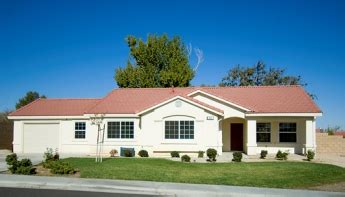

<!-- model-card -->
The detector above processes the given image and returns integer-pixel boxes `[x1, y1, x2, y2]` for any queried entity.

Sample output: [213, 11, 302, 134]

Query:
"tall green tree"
[220, 61, 315, 99]
[15, 91, 46, 109]
[220, 61, 305, 86]
[115, 34, 195, 88]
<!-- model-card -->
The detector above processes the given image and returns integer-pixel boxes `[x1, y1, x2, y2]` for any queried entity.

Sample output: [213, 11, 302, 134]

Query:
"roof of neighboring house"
[334, 131, 345, 137]
[9, 85, 321, 116]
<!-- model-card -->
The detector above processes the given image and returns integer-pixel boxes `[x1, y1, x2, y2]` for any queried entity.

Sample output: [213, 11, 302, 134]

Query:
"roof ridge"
[41, 98, 101, 100]
[85, 89, 118, 114]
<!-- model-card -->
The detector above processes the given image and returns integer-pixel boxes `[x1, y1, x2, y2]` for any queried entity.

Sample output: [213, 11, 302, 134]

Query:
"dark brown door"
[231, 123, 243, 151]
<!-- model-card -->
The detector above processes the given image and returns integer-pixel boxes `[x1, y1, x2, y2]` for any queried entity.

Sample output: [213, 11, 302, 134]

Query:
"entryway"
[231, 123, 243, 151]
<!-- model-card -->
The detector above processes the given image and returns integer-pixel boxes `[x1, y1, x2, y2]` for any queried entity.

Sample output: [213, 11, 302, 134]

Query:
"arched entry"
[222, 117, 246, 152]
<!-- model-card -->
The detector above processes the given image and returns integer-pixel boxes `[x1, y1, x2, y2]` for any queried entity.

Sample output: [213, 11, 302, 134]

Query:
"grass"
[63, 158, 345, 189]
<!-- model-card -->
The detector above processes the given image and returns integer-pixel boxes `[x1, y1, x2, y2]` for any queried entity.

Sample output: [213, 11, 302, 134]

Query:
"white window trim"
[163, 120, 195, 143]
[256, 122, 271, 143]
[74, 122, 86, 139]
[279, 122, 297, 143]
[106, 121, 135, 140]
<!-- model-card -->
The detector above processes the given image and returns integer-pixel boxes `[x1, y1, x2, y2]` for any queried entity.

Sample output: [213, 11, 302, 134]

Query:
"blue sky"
[0, 0, 344, 129]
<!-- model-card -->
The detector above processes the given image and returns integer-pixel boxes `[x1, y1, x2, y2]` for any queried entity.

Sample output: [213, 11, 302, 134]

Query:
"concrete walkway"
[0, 174, 344, 197]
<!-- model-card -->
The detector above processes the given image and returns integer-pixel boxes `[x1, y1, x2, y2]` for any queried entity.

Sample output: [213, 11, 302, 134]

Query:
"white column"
[217, 118, 223, 155]
[305, 119, 316, 152]
[246, 119, 257, 155]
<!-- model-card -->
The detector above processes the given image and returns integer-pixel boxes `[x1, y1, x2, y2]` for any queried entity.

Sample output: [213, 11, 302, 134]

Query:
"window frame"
[107, 121, 134, 139]
[74, 122, 86, 139]
[279, 122, 297, 143]
[164, 120, 194, 140]
[256, 122, 271, 143]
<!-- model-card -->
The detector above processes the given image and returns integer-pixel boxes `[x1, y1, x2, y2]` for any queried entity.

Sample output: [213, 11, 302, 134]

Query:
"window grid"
[75, 122, 86, 139]
[256, 123, 271, 143]
[165, 121, 179, 139]
[165, 121, 194, 139]
[107, 122, 120, 138]
[107, 121, 134, 139]
[180, 121, 194, 139]
[279, 123, 297, 142]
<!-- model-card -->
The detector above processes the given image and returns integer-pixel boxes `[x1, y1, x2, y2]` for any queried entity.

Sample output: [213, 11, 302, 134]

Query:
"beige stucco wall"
[12, 98, 222, 156]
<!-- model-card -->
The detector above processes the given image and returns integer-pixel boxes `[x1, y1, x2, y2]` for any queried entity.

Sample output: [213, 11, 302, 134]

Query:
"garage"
[23, 123, 59, 153]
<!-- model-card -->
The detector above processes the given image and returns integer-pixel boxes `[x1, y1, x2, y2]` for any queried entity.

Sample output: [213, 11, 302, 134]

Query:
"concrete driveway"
[0, 151, 43, 172]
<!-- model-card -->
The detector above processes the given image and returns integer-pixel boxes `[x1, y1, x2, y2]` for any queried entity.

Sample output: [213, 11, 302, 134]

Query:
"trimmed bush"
[260, 150, 268, 159]
[306, 150, 315, 161]
[276, 150, 289, 160]
[49, 161, 75, 175]
[6, 154, 35, 175]
[206, 148, 217, 162]
[198, 151, 204, 158]
[138, 150, 149, 157]
[232, 152, 242, 162]
[5, 153, 17, 166]
[171, 151, 180, 158]
[110, 149, 118, 157]
[124, 149, 134, 157]
[181, 155, 191, 162]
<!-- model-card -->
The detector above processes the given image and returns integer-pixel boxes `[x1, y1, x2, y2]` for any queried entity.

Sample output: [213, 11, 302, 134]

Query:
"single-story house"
[8, 86, 322, 156]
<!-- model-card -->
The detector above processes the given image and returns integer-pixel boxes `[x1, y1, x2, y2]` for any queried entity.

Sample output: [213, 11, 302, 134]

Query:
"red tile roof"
[9, 86, 321, 116]
[9, 98, 100, 116]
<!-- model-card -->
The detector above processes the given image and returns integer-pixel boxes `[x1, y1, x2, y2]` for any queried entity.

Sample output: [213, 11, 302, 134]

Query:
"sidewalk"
[0, 174, 344, 197]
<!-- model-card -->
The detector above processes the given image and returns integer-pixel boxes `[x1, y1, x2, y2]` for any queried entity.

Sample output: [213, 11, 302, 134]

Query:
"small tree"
[16, 91, 46, 109]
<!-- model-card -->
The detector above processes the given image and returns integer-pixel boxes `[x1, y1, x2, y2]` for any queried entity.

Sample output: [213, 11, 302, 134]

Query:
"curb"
[0, 174, 344, 197]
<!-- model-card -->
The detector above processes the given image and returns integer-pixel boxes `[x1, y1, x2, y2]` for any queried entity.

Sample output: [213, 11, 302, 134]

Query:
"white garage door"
[23, 123, 59, 153]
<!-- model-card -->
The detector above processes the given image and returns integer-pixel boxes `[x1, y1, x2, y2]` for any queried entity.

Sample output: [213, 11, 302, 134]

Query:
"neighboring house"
[8, 86, 322, 156]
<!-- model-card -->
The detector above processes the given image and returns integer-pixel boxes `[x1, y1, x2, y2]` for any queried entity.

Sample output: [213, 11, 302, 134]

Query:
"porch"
[220, 117, 317, 155]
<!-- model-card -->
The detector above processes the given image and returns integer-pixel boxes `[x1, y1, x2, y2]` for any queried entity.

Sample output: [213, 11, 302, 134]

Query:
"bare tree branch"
[194, 47, 204, 72]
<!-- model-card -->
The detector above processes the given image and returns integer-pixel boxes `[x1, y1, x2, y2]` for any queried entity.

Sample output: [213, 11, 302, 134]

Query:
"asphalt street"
[0, 187, 163, 197]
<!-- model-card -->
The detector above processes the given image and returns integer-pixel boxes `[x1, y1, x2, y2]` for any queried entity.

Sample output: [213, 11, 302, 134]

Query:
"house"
[8, 86, 322, 156]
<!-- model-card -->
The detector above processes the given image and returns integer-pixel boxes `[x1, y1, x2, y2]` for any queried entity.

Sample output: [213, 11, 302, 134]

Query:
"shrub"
[170, 151, 180, 158]
[15, 166, 35, 175]
[6, 154, 35, 175]
[44, 148, 54, 162]
[181, 155, 191, 162]
[276, 150, 289, 160]
[124, 149, 134, 157]
[42, 160, 55, 169]
[49, 161, 75, 175]
[206, 148, 217, 162]
[232, 152, 242, 162]
[109, 149, 118, 157]
[260, 150, 268, 159]
[44, 148, 59, 162]
[138, 150, 149, 157]
[6, 153, 18, 166]
[198, 151, 204, 158]
[306, 150, 315, 161]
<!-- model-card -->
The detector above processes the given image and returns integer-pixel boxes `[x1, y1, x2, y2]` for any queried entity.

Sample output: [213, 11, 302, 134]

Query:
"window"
[279, 123, 297, 142]
[75, 122, 86, 139]
[256, 123, 271, 142]
[108, 121, 134, 139]
[165, 120, 194, 139]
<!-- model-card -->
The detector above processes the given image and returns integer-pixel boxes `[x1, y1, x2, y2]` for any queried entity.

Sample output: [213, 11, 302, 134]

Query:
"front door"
[231, 123, 243, 151]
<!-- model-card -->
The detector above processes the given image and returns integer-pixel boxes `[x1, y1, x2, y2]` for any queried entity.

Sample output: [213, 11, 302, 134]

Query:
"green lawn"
[63, 158, 345, 189]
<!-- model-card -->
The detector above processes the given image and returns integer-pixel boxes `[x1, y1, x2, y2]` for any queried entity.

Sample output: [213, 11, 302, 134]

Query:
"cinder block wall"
[316, 133, 345, 154]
